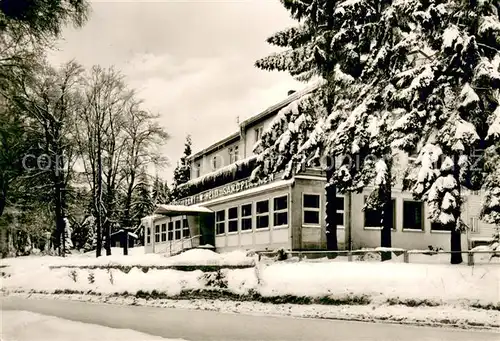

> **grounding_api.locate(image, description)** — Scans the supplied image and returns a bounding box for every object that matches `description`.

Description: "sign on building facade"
[172,174,276,206]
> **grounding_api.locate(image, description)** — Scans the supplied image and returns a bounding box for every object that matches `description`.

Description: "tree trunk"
[344,192,352,251]
[381,161,392,261]
[104,220,111,256]
[95,133,103,258]
[123,174,135,228]
[450,227,462,264]
[325,158,338,252]
[450,154,463,264]
[0,182,7,218]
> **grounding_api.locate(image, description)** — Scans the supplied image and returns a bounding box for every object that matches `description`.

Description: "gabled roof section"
[239,82,320,129]
[188,132,240,161]
[188,82,321,161]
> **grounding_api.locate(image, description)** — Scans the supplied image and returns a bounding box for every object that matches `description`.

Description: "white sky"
[49,0,303,183]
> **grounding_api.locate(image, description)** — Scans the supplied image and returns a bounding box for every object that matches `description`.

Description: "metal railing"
[166,234,201,257]
[256,249,500,266]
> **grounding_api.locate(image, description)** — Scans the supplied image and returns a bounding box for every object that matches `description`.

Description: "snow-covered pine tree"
[81,215,97,252]
[62,217,73,254]
[173,135,192,187]
[131,171,154,228]
[391,0,500,264]
[255,0,425,254]
[152,175,170,205]
[481,99,500,253]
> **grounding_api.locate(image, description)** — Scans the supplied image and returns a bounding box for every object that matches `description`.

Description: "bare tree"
[9,60,83,255]
[77,66,131,257]
[120,101,169,229]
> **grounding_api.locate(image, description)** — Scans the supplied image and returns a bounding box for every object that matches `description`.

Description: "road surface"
[2,297,498,341]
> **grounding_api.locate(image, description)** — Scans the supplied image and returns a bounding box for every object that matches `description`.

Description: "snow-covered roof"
[187,83,320,161]
[178,155,257,191]
[154,204,213,216]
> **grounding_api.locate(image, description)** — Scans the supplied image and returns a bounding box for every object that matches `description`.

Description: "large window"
[175,220,181,240]
[256,200,269,229]
[215,210,225,235]
[183,218,190,238]
[228,207,238,233]
[364,197,396,229]
[241,204,252,231]
[168,222,174,241]
[146,227,151,244]
[303,194,320,225]
[403,200,424,231]
[155,225,160,243]
[161,223,167,242]
[273,195,288,227]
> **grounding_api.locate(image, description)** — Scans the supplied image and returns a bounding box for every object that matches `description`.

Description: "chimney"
[287,90,296,96]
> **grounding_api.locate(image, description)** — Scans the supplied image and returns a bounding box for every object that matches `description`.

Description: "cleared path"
[2,297,498,341]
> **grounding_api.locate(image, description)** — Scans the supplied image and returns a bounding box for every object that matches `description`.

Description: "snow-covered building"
[143,87,497,254]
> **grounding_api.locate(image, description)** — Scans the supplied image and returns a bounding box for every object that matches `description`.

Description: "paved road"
[2,297,499,341]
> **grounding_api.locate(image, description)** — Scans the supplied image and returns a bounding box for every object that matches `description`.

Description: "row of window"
[363,198,452,231]
[302,194,453,232]
[215,195,288,235]
[146,218,190,244]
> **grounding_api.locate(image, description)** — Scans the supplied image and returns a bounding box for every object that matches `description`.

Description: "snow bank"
[1,247,255,269]
[257,262,499,305]
[1,310,185,341]
[2,256,498,307]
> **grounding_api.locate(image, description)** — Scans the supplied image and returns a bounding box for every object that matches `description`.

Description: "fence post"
[467,252,474,266]
[404,251,409,263]
[348,251,352,262]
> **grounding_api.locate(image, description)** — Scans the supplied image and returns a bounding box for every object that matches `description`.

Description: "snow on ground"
[0,247,256,269]
[1,254,498,307]
[257,261,499,305]
[1,310,185,341]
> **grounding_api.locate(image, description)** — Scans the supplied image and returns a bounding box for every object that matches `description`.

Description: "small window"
[364,198,396,230]
[194,162,201,178]
[470,217,479,233]
[175,220,181,240]
[273,195,288,227]
[212,156,218,170]
[228,207,238,233]
[168,222,174,241]
[216,210,225,235]
[183,218,190,237]
[229,145,240,164]
[241,203,252,231]
[256,200,269,229]
[254,126,264,143]
[161,223,167,242]
[303,194,320,225]
[336,196,345,227]
[146,227,151,244]
[155,225,160,243]
[403,200,424,230]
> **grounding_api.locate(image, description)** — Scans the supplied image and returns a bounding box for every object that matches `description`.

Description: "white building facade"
[143,87,496,254]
